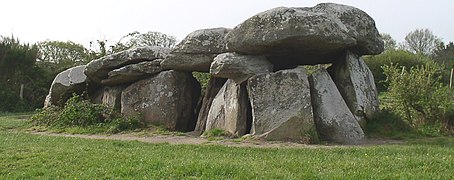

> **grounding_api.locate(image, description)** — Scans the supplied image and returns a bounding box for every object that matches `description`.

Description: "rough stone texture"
[194,77,227,134]
[160,28,231,72]
[44,65,87,107]
[101,59,163,86]
[121,70,200,131]
[225,3,384,68]
[161,53,217,72]
[328,51,379,126]
[247,66,317,142]
[210,53,274,84]
[85,46,170,83]
[102,86,126,110]
[205,80,249,137]
[309,68,364,144]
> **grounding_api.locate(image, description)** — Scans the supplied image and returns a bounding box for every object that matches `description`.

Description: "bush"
[29,94,142,133]
[363,50,427,92]
[382,61,454,133]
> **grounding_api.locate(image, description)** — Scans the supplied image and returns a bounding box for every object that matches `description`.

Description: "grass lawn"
[1,114,454,179]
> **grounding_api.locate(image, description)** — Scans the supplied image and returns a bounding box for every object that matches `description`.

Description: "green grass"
[1,114,454,179]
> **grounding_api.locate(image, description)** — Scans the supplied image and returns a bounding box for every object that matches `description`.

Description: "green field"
[1,114,454,179]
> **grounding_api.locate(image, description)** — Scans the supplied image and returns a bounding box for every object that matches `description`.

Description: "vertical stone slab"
[121,70,200,131]
[247,66,317,142]
[309,68,364,144]
[328,51,380,126]
[194,77,227,135]
[205,80,249,137]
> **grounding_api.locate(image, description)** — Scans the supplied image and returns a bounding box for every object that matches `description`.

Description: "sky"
[1,0,453,48]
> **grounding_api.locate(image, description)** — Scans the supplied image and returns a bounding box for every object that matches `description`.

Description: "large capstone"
[160,27,231,72]
[328,51,380,126]
[210,53,273,84]
[85,46,170,83]
[309,68,364,144]
[247,66,317,142]
[101,59,163,86]
[194,77,227,134]
[44,65,87,107]
[121,70,200,131]
[205,80,249,137]
[225,3,384,69]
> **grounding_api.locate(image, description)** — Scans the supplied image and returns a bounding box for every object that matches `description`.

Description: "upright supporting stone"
[309,68,364,144]
[328,51,380,126]
[121,70,200,131]
[194,77,227,135]
[247,66,317,142]
[205,80,249,137]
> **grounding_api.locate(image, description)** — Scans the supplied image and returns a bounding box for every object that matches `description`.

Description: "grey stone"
[44,65,87,107]
[210,53,273,84]
[205,80,249,137]
[328,51,379,126]
[309,68,364,144]
[160,28,231,72]
[247,66,317,142]
[101,59,163,86]
[85,46,170,83]
[161,53,216,72]
[225,3,384,68]
[120,70,200,131]
[102,86,126,110]
[194,77,227,135]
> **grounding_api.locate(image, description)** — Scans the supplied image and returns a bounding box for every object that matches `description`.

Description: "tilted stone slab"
[205,80,249,137]
[309,68,364,144]
[101,59,163,86]
[194,77,227,135]
[328,51,379,126]
[85,46,170,83]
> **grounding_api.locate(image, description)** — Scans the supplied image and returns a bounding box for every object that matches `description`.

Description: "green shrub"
[363,50,427,92]
[365,109,415,138]
[382,61,454,133]
[192,72,210,89]
[29,94,142,133]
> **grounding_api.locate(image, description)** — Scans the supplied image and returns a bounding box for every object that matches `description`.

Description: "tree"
[381,33,397,51]
[37,40,90,72]
[0,35,48,111]
[403,28,443,56]
[110,31,177,53]
[434,42,454,69]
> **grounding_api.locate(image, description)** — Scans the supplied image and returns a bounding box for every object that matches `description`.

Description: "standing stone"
[44,65,87,107]
[328,51,380,126]
[210,53,273,84]
[205,80,249,137]
[102,86,126,110]
[160,28,231,72]
[309,69,364,144]
[194,77,227,134]
[121,70,200,131]
[247,66,317,142]
[225,3,384,68]
[85,46,170,83]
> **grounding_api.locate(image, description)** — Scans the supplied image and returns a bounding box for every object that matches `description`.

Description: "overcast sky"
[1,0,453,47]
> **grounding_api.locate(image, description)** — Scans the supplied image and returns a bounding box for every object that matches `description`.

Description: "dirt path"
[32,131,405,149]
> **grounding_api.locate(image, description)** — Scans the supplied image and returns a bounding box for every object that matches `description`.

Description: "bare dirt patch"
[31,131,405,149]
